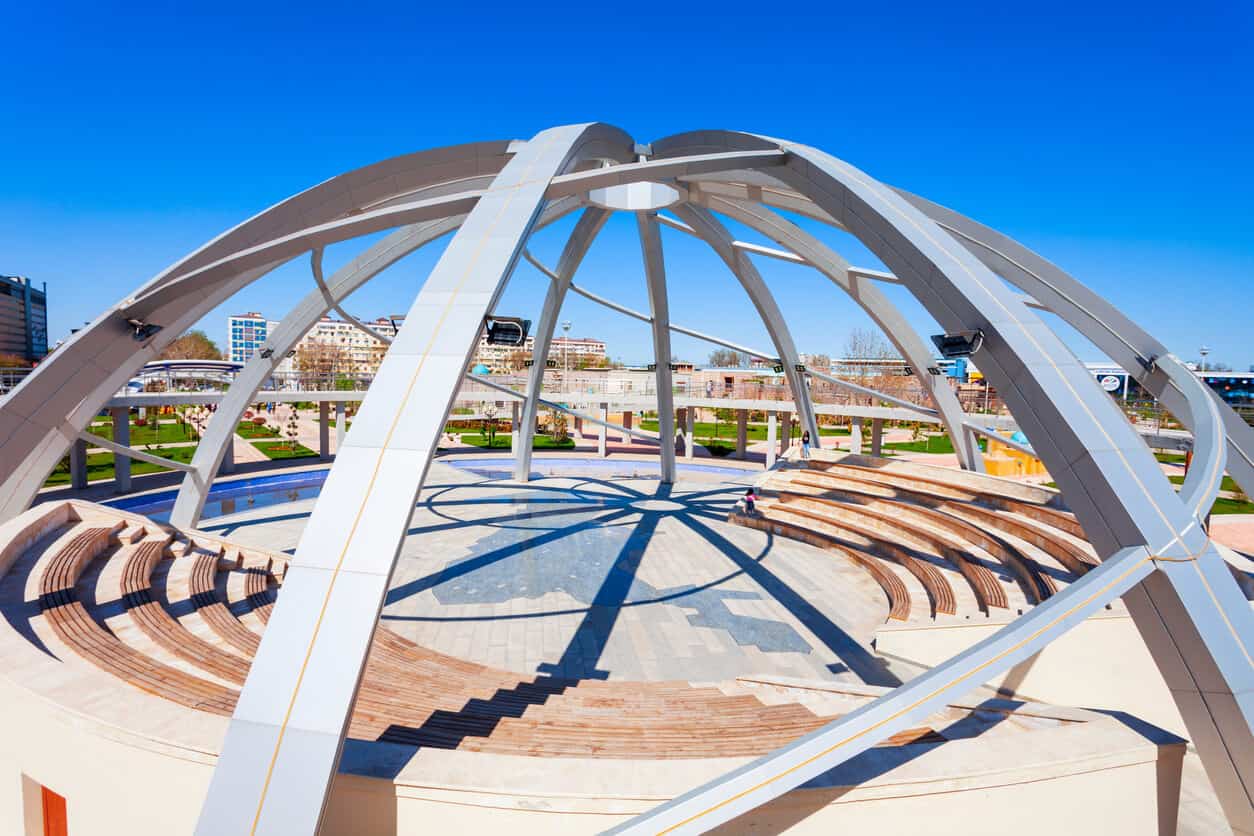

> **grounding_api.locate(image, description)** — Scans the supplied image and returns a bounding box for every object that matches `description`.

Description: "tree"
[548,409,569,443]
[0,352,31,368]
[296,341,348,388]
[507,349,531,371]
[481,403,499,446]
[574,354,611,370]
[843,328,895,364]
[842,328,899,404]
[708,349,744,368]
[160,330,222,360]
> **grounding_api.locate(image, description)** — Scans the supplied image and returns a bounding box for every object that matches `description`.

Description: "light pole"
[1199,345,1210,374]
[561,320,572,398]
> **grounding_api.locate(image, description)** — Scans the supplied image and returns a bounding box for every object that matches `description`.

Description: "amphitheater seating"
[732,459,1094,624]
[8,501,960,761]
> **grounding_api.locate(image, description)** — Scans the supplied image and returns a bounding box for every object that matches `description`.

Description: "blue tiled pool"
[104,457,757,522]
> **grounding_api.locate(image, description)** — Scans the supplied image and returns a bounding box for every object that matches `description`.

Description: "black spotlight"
[484,316,531,346]
[126,318,163,342]
[931,330,984,359]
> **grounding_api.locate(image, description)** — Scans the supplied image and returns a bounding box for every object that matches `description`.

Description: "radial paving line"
[611,546,1157,835]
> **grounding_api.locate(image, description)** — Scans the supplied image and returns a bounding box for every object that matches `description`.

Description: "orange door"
[41,785,67,836]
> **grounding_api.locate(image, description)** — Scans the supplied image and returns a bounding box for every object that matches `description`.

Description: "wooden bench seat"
[37,523,238,716]
[784,474,1055,604]
[757,501,958,617]
[119,537,251,687]
[734,510,913,621]
[185,550,262,656]
[19,503,981,761]
[778,492,1009,613]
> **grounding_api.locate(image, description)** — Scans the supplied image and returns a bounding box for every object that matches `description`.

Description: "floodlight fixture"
[485,316,531,346]
[126,318,163,342]
[931,330,984,359]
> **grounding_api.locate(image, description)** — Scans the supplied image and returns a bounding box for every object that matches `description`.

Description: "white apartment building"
[292,316,399,377]
[467,334,606,375]
[550,336,606,364]
[471,334,536,374]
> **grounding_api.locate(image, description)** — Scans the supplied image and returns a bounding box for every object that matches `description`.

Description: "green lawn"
[1209,496,1254,515]
[1167,474,1242,493]
[1154,451,1188,465]
[86,419,198,444]
[1045,480,1254,515]
[883,434,987,455]
[44,445,200,486]
[459,433,511,449]
[458,434,576,450]
[251,440,318,460]
[236,421,281,439]
[640,419,849,441]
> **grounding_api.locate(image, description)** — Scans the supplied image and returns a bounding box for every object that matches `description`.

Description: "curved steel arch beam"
[513,207,611,481]
[693,194,984,471]
[631,130,1253,833]
[310,248,394,345]
[166,217,461,527]
[0,188,491,522]
[0,257,284,522]
[132,149,795,318]
[196,122,638,836]
[170,194,585,529]
[1161,357,1226,516]
[638,212,677,482]
[0,145,801,525]
[140,140,518,296]
[897,188,1254,506]
[668,204,822,447]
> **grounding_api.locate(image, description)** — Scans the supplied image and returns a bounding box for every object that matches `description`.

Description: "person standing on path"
[801,430,811,460]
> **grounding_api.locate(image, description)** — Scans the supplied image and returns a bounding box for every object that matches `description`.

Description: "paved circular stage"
[203,460,889,684]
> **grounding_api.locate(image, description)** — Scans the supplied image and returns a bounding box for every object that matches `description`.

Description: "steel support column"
[598,403,608,457]
[513,208,610,481]
[318,402,330,460]
[637,212,676,483]
[669,205,821,446]
[110,406,131,493]
[766,412,777,468]
[195,122,634,836]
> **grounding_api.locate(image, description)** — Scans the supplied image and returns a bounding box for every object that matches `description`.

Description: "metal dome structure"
[0,124,1250,835]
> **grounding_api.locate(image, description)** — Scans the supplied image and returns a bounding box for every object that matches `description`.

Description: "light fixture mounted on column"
[931,330,985,358]
[125,318,163,342]
[485,316,531,346]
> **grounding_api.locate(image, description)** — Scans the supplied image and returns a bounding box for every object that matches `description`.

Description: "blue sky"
[3,1,1251,369]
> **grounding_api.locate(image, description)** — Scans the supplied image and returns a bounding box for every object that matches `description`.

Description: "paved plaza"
[206,461,889,683]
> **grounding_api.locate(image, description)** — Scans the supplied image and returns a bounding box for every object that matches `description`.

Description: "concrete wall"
[877,607,1187,735]
[0,666,1179,835]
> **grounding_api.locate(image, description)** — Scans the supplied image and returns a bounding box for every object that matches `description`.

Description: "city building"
[0,275,48,362]
[290,315,398,379]
[227,312,277,364]
[470,332,535,374]
[550,335,606,366]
